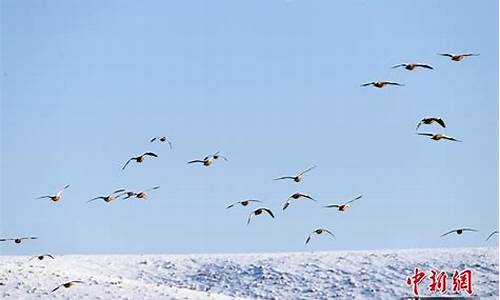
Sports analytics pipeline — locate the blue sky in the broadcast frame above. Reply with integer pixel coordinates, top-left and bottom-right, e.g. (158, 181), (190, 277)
(1, 0), (498, 255)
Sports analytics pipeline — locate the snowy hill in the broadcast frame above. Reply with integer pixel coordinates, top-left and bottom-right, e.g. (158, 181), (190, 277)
(1, 247), (498, 299)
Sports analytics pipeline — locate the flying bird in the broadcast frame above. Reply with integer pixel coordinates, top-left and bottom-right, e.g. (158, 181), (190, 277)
(29, 254), (54, 261)
(35, 185), (70, 202)
(51, 281), (85, 293)
(188, 151), (227, 167)
(0, 237), (37, 244)
(117, 186), (160, 199)
(416, 117), (446, 131)
(361, 81), (404, 88)
(226, 199), (263, 209)
(324, 195), (362, 212)
(122, 152), (158, 170)
(486, 230), (499, 241)
(150, 136), (172, 149)
(438, 53), (480, 61)
(283, 192), (316, 210)
(441, 228), (478, 237)
(274, 165), (317, 183)
(392, 63), (434, 71)
(417, 133), (462, 142)
(305, 228), (335, 244)
(87, 189), (126, 204)
(247, 207), (275, 224)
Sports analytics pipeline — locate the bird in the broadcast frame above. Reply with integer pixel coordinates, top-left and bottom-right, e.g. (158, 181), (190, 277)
(283, 192), (316, 210)
(122, 152), (158, 170)
(416, 117), (446, 131)
(438, 53), (480, 62)
(86, 189), (126, 204)
(247, 207), (275, 224)
(324, 195), (362, 212)
(188, 151), (227, 167)
(117, 186), (160, 200)
(486, 230), (499, 241)
(274, 165), (317, 183)
(226, 199), (263, 209)
(51, 281), (84, 293)
(392, 63), (434, 71)
(35, 185), (70, 202)
(28, 254), (54, 261)
(0, 237), (37, 244)
(361, 81), (404, 88)
(441, 228), (478, 237)
(305, 228), (335, 244)
(150, 136), (172, 149)
(417, 133), (462, 142)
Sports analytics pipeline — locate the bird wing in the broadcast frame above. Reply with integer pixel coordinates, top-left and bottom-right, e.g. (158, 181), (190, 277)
(20, 237), (37, 240)
(187, 159), (204, 164)
(46, 254), (55, 259)
(145, 186), (160, 192)
(438, 53), (453, 57)
(442, 136), (462, 142)
(385, 81), (403, 86)
(360, 82), (374, 87)
(247, 200), (263, 203)
(305, 235), (312, 244)
(226, 203), (236, 209)
(282, 201), (291, 210)
(112, 189), (126, 194)
(435, 118), (446, 128)
(167, 140), (173, 149)
(273, 176), (295, 181)
(324, 204), (340, 208)
(86, 197), (104, 203)
(462, 228), (478, 233)
(416, 64), (434, 69)
(51, 284), (63, 293)
(463, 53), (480, 57)
(299, 165), (317, 176)
(122, 158), (133, 170)
(416, 120), (423, 131)
(440, 229), (457, 237)
(35, 196), (51, 199)
(302, 194), (316, 201)
(60, 185), (70, 192)
(486, 230), (499, 241)
(345, 195), (362, 205)
(391, 64), (406, 69)
(417, 133), (434, 137)
(263, 208), (275, 218)
(0, 238), (14, 242)
(150, 137), (158, 142)
(247, 212), (255, 224)
(322, 229), (336, 238)
(144, 152), (158, 157)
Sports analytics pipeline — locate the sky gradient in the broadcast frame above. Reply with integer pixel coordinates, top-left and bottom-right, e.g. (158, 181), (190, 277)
(1, 0), (498, 255)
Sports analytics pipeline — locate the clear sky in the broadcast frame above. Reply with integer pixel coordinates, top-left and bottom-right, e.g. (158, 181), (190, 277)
(1, 0), (498, 255)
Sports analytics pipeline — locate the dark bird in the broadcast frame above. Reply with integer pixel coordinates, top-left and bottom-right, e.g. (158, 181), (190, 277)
(0, 237), (37, 244)
(150, 136), (172, 149)
(122, 152), (158, 170)
(226, 199), (263, 209)
(441, 228), (478, 237)
(361, 81), (404, 88)
(438, 53), (480, 62)
(305, 228), (335, 244)
(247, 207), (275, 224)
(29, 254), (54, 261)
(274, 165), (317, 183)
(417, 133), (462, 142)
(35, 185), (70, 202)
(87, 189), (126, 204)
(486, 230), (499, 241)
(188, 151), (227, 167)
(392, 63), (434, 71)
(416, 117), (446, 131)
(51, 281), (84, 293)
(324, 195), (362, 212)
(117, 186), (160, 200)
(283, 192), (316, 210)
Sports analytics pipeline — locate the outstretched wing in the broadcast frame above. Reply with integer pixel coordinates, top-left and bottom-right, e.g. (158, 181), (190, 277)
(145, 186), (160, 192)
(112, 189), (126, 194)
(391, 64), (406, 69)
(385, 81), (404, 86)
(417, 133), (434, 137)
(322, 229), (336, 238)
(301, 194), (316, 201)
(305, 235), (312, 245)
(486, 230), (499, 241)
(416, 120), (423, 131)
(51, 284), (63, 293)
(263, 208), (275, 218)
(274, 176), (295, 181)
(438, 53), (453, 57)
(226, 202), (236, 209)
(187, 159), (204, 164)
(324, 204), (340, 208)
(415, 64), (434, 70)
(86, 197), (104, 203)
(461, 228), (478, 233)
(360, 82), (374, 87)
(122, 158), (133, 170)
(283, 201), (291, 211)
(299, 165), (317, 176)
(35, 195), (52, 199)
(0, 238), (14, 242)
(150, 137), (158, 142)
(440, 229), (457, 237)
(144, 152), (158, 158)
(442, 136), (462, 142)
(434, 118), (446, 128)
(344, 195), (363, 205)
(247, 212), (255, 225)
(462, 53), (480, 57)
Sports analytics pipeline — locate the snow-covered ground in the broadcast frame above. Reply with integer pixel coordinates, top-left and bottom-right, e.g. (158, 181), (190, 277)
(0, 247), (497, 299)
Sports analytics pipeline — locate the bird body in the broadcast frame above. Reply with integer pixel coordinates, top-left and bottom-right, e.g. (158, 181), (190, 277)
(416, 117), (446, 131)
